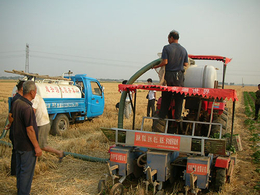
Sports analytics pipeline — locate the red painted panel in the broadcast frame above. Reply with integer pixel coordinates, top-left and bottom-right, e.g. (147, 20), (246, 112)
(186, 163), (208, 175)
(110, 152), (127, 164)
(215, 157), (230, 169)
(134, 132), (180, 151)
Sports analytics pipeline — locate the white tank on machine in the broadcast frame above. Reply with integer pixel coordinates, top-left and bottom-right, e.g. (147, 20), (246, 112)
(12, 80), (81, 98)
(184, 65), (217, 88)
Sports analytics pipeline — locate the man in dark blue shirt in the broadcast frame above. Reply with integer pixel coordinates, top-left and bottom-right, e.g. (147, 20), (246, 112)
(154, 30), (188, 121)
(7, 80), (24, 176)
(10, 81), (42, 195)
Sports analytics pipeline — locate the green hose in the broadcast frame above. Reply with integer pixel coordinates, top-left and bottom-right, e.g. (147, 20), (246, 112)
(64, 152), (109, 163)
(0, 117), (9, 139)
(0, 118), (108, 163)
(0, 140), (12, 147)
(118, 58), (161, 128)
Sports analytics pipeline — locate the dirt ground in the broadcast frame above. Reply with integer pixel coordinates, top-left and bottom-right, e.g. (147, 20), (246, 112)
(0, 81), (259, 195)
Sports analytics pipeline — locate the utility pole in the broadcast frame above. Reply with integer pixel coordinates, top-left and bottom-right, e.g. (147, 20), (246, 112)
(25, 44), (29, 73)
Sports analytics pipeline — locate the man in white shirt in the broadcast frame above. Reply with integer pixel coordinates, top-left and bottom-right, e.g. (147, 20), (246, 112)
(32, 94), (64, 162)
(147, 78), (156, 117)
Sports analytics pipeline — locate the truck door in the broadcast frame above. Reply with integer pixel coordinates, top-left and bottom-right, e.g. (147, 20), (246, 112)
(88, 81), (104, 117)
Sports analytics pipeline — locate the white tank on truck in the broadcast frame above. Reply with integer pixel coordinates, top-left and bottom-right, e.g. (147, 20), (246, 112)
(12, 80), (82, 98)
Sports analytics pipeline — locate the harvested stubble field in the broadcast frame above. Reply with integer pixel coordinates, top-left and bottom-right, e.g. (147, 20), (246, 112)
(0, 80), (259, 195)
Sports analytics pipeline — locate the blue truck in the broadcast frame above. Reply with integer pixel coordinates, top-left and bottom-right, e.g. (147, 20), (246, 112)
(8, 70), (105, 135)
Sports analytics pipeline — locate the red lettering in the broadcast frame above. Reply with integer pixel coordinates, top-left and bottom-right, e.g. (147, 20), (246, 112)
(186, 163), (208, 175)
(45, 86), (50, 93)
(110, 152), (127, 163)
(134, 132), (180, 151)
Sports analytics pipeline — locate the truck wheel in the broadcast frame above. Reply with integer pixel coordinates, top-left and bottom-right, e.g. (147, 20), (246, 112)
(109, 183), (123, 195)
(50, 114), (69, 136)
(215, 168), (226, 191)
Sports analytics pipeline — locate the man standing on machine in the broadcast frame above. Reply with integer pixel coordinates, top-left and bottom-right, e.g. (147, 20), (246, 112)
(154, 30), (188, 121)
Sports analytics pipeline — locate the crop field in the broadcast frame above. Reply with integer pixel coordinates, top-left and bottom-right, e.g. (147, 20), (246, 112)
(0, 80), (260, 195)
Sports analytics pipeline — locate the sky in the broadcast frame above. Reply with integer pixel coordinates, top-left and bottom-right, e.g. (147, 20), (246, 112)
(0, 0), (260, 85)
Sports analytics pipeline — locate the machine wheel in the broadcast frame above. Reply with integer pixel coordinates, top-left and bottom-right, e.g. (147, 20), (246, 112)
(152, 111), (166, 133)
(221, 115), (228, 122)
(215, 168), (226, 191)
(155, 191), (165, 195)
(50, 114), (69, 136)
(98, 180), (106, 194)
(109, 183), (124, 195)
(211, 115), (226, 136)
(223, 110), (228, 116)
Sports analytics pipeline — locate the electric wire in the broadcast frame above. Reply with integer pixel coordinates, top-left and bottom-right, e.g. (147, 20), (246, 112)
(32, 50), (146, 64)
(30, 55), (142, 68)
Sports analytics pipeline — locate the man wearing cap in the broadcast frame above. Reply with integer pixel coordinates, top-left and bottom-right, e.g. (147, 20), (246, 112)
(154, 30), (188, 121)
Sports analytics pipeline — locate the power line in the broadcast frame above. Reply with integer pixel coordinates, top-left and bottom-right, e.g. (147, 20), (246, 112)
(0, 50), (24, 54)
(32, 50), (146, 64)
(0, 55), (24, 59)
(30, 55), (142, 68)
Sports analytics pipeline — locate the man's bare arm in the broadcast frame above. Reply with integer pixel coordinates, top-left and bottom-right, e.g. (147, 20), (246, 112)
(26, 126), (42, 157)
(5, 113), (13, 130)
(154, 59), (168, 69)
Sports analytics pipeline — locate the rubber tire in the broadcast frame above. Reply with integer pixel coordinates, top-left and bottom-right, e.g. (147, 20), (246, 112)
(223, 110), (228, 116)
(215, 168), (226, 192)
(98, 180), (106, 194)
(152, 111), (166, 133)
(109, 183), (124, 195)
(211, 115), (226, 136)
(156, 191), (165, 195)
(221, 115), (228, 122)
(50, 114), (69, 136)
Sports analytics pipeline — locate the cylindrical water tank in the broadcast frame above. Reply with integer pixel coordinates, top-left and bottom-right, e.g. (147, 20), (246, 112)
(58, 84), (81, 98)
(36, 83), (62, 98)
(12, 82), (81, 98)
(184, 65), (217, 88)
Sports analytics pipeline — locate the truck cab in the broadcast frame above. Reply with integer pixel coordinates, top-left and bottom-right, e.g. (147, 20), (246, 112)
(66, 74), (104, 118)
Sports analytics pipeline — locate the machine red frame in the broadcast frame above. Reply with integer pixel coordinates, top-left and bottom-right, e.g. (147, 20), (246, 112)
(118, 84), (237, 101)
(118, 83), (238, 145)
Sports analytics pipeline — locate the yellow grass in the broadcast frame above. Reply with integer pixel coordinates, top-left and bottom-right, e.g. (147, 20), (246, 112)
(0, 80), (259, 195)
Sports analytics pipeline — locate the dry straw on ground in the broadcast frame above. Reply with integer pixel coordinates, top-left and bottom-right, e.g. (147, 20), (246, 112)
(0, 80), (259, 195)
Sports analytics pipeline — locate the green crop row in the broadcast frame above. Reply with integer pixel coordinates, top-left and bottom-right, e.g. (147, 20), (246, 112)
(243, 91), (260, 190)
(250, 91), (256, 100)
(243, 92), (253, 117)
